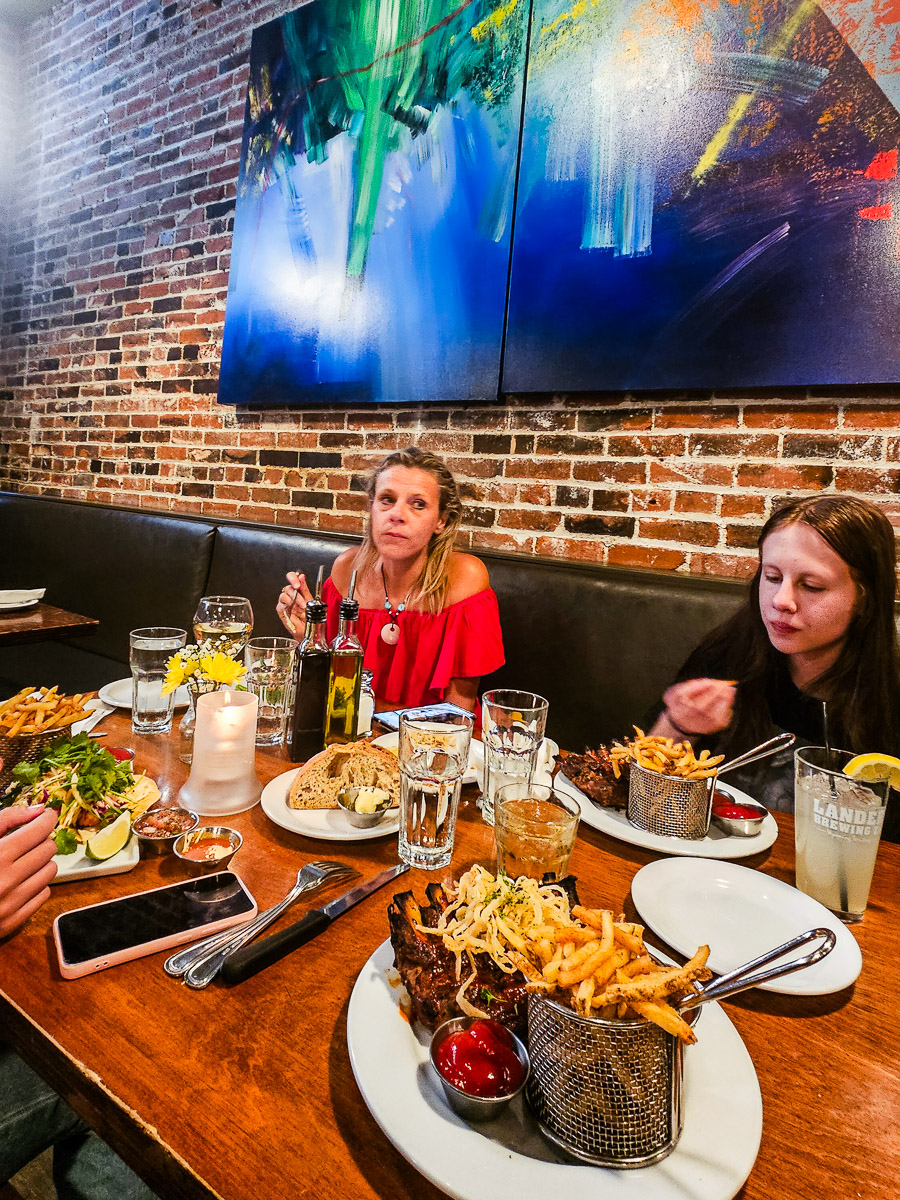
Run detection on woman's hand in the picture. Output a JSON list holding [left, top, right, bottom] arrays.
[[276, 571, 315, 641], [658, 677, 736, 738], [0, 804, 58, 940]]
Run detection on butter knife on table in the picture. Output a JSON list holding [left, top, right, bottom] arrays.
[[221, 861, 410, 985]]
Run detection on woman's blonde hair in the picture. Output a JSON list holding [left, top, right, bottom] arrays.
[[353, 446, 463, 613]]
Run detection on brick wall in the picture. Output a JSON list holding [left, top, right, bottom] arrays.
[[1, 0, 899, 582]]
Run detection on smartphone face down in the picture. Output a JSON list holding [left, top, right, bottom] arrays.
[[53, 871, 257, 979]]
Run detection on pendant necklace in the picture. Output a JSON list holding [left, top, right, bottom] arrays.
[[380, 565, 411, 646]]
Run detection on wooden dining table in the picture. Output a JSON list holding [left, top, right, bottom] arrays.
[[0, 603, 98, 647], [0, 710, 897, 1200]]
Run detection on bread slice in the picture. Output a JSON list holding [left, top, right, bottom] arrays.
[[288, 741, 401, 810]]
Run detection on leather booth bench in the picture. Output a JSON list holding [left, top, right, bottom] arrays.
[[0, 490, 745, 750]]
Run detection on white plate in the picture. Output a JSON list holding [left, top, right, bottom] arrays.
[[98, 678, 190, 710], [555, 774, 779, 860], [0, 588, 45, 611], [51, 834, 140, 883], [261, 765, 400, 842], [347, 939, 762, 1200], [631, 857, 862, 996]]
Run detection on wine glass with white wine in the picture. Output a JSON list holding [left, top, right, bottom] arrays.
[[193, 595, 254, 659]]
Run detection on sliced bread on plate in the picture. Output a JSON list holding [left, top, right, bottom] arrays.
[[288, 741, 401, 810]]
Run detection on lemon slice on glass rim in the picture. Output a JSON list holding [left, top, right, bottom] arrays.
[[85, 811, 132, 861], [842, 753, 900, 789]]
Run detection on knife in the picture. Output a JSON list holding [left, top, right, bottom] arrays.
[[221, 861, 410, 985]]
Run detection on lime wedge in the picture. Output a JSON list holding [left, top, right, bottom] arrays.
[[843, 752, 900, 790], [85, 811, 132, 861]]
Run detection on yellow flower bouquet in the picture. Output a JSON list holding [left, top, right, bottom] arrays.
[[162, 644, 246, 695]]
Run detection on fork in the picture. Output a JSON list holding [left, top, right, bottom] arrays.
[[164, 861, 357, 987]]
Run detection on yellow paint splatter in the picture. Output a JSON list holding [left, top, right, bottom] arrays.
[[540, 1, 586, 38], [471, 0, 521, 42], [692, 0, 819, 180]]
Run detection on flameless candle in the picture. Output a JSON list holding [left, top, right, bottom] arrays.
[[179, 688, 261, 816]]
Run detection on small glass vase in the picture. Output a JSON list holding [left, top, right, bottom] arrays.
[[179, 679, 221, 764]]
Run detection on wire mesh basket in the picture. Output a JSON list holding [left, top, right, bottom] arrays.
[[526, 991, 690, 1168], [627, 762, 713, 839], [0, 725, 72, 790]]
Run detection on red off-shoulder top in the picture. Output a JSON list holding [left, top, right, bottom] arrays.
[[322, 576, 505, 708]]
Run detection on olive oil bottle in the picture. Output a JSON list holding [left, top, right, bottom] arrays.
[[324, 573, 364, 746]]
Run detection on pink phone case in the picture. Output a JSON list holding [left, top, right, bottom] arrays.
[[53, 871, 258, 979]]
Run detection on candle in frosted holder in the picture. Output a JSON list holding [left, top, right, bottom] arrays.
[[179, 688, 261, 816]]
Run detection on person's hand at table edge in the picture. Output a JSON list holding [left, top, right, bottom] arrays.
[[0, 801, 58, 939]]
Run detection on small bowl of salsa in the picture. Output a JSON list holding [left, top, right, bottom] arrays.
[[173, 826, 242, 871], [429, 1017, 529, 1123], [133, 806, 199, 856]]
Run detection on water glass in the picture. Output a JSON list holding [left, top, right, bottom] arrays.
[[398, 710, 474, 869], [245, 637, 296, 746], [794, 746, 892, 922], [494, 783, 580, 881], [129, 627, 187, 734], [480, 689, 549, 826]]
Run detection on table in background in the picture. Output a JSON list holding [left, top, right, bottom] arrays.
[[0, 603, 98, 647], [0, 710, 897, 1200]]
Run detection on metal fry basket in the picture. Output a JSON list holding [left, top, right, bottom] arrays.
[[526, 992, 691, 1168], [0, 725, 71, 790], [627, 762, 712, 840]]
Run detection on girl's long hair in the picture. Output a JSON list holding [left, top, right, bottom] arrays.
[[353, 446, 463, 614], [684, 495, 900, 756]]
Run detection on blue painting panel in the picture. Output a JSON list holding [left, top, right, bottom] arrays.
[[219, 1, 529, 407], [503, 0, 900, 391]]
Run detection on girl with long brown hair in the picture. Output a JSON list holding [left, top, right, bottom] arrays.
[[276, 446, 504, 712], [651, 494, 900, 832]]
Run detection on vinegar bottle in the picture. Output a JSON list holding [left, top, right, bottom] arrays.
[[324, 585, 364, 747], [284, 596, 330, 761]]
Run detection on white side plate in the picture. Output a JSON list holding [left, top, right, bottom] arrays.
[[631, 857, 862, 995], [98, 678, 189, 710], [347, 939, 762, 1200], [555, 773, 779, 860], [260, 766, 400, 842], [51, 835, 140, 883]]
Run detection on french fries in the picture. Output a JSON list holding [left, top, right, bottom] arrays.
[[526, 906, 711, 1042], [422, 867, 711, 1044], [609, 726, 724, 781], [0, 686, 90, 737]]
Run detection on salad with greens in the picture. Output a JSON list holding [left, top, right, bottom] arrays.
[[1, 733, 159, 854]]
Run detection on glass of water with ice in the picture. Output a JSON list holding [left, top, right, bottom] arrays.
[[398, 710, 475, 869], [480, 690, 549, 826], [129, 627, 187, 734], [794, 746, 892, 922]]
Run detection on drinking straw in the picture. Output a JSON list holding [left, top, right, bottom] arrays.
[[822, 701, 849, 913]]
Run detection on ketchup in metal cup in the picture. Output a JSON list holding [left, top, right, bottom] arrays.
[[435, 1020, 525, 1098], [107, 747, 135, 763], [712, 799, 763, 821]]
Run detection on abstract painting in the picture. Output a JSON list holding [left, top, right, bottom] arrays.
[[218, 0, 529, 406], [220, 0, 900, 403], [503, 0, 900, 390]]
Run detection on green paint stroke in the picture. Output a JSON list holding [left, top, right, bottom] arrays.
[[259, 0, 528, 277]]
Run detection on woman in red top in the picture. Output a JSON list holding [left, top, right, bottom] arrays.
[[276, 446, 504, 712]]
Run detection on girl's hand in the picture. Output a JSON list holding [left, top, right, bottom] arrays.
[[661, 677, 736, 737], [276, 571, 316, 641], [0, 805, 58, 940]]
